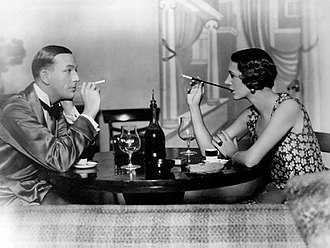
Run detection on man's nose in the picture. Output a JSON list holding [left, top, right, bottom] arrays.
[[72, 70, 80, 82]]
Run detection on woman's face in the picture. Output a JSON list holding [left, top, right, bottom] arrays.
[[225, 61, 250, 100]]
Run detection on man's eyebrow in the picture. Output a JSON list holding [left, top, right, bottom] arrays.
[[64, 64, 77, 69]]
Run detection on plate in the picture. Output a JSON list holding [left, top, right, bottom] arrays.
[[219, 159, 229, 164], [73, 161, 98, 169], [188, 162, 224, 174], [202, 158, 229, 164]]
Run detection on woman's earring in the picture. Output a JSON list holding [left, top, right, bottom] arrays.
[[250, 88, 255, 94]]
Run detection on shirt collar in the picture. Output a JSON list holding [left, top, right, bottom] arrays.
[[33, 83, 51, 107]]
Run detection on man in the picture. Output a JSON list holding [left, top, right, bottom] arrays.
[[0, 45, 101, 206]]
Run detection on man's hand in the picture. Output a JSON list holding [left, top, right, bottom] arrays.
[[60, 100, 75, 115], [80, 82, 101, 119]]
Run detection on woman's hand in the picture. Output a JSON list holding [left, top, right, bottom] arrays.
[[80, 82, 101, 119], [187, 81, 204, 108], [211, 130, 238, 158]]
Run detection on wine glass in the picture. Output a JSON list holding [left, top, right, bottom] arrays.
[[118, 125, 141, 170], [178, 116, 197, 155]]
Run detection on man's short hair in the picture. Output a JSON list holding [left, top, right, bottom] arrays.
[[31, 45, 72, 80]]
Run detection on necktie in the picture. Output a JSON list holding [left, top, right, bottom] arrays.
[[40, 100, 62, 134], [39, 100, 62, 119]]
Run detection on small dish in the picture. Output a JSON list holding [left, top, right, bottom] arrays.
[[202, 158, 229, 164], [73, 161, 98, 169], [219, 159, 229, 165], [188, 162, 224, 174], [73, 168, 97, 178]]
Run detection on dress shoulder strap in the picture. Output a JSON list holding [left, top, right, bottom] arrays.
[[271, 93, 311, 134], [271, 93, 293, 114]]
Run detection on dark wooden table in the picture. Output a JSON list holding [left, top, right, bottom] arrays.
[[49, 148, 265, 204]]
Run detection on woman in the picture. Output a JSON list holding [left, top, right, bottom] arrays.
[[187, 48, 325, 203]]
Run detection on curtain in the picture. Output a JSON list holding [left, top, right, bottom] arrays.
[[162, 7, 203, 62], [300, 0, 321, 129], [162, 5, 204, 115], [241, 0, 321, 128], [240, 0, 299, 87]]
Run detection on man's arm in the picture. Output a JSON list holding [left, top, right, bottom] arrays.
[[61, 100, 80, 124], [2, 99, 97, 172]]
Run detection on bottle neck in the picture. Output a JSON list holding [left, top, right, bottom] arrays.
[[150, 104, 158, 124], [149, 90, 159, 125]]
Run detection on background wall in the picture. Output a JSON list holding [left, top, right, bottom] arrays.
[[0, 0, 161, 151], [316, 0, 330, 133], [1, 0, 330, 154]]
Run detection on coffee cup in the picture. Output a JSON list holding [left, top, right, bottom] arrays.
[[205, 149, 218, 162]]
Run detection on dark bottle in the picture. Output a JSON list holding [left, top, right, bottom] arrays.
[[144, 90, 166, 170]]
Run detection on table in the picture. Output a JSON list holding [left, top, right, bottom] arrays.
[[48, 148, 266, 204]]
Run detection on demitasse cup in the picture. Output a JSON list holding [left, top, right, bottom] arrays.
[[205, 149, 218, 162]]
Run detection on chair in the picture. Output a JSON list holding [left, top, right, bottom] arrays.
[[315, 131, 330, 153], [102, 108, 159, 151], [315, 131, 330, 170]]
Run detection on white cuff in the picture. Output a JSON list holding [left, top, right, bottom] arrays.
[[63, 106, 99, 132], [81, 114, 100, 132], [63, 107, 80, 124]]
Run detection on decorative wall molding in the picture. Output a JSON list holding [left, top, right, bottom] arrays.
[[217, 27, 238, 35]]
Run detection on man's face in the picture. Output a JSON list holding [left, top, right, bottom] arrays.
[[47, 53, 79, 103]]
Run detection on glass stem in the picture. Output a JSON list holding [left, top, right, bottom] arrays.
[[128, 152, 133, 165], [186, 140, 191, 151]]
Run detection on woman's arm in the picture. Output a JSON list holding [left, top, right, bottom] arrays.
[[187, 83, 213, 155], [211, 108, 250, 157], [232, 99, 302, 167], [223, 108, 251, 141], [188, 83, 249, 156]]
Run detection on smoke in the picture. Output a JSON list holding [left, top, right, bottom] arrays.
[[0, 37, 26, 73]]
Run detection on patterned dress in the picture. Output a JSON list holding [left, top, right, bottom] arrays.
[[247, 93, 325, 189]]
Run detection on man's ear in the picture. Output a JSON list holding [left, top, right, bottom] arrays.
[[40, 70, 51, 85]]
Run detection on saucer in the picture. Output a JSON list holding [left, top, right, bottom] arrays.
[[202, 158, 229, 164], [73, 161, 98, 169], [188, 161, 224, 174], [218, 159, 229, 164]]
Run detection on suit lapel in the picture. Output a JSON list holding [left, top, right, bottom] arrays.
[[0, 83, 49, 165], [23, 83, 47, 127]]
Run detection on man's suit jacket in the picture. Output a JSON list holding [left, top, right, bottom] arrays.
[[0, 83, 98, 205]]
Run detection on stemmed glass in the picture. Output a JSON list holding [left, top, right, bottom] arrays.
[[178, 116, 197, 155], [118, 125, 141, 170]]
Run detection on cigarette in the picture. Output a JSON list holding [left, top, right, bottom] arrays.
[[92, 79, 106, 85], [181, 74, 193, 80], [77, 80, 106, 88]]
